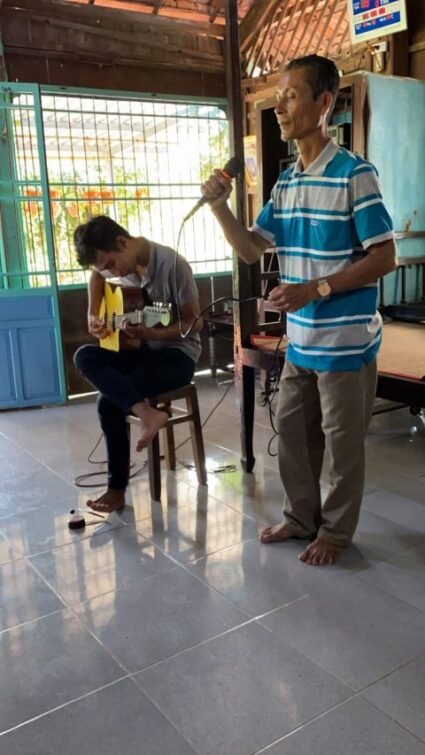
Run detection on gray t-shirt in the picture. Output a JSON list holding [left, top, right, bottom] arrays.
[[101, 240, 201, 364]]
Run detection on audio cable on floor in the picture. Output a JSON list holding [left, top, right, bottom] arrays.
[[73, 377, 236, 487]]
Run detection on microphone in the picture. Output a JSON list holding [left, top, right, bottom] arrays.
[[183, 156, 244, 222]]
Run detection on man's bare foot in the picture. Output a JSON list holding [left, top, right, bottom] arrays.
[[135, 405, 168, 452], [299, 537, 342, 566], [86, 488, 126, 514], [260, 523, 299, 544]]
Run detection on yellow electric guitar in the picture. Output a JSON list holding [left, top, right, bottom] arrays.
[[99, 282, 172, 352]]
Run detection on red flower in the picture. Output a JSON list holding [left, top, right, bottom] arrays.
[[67, 202, 79, 218]]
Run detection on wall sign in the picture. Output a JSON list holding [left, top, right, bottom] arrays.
[[347, 0, 407, 44]]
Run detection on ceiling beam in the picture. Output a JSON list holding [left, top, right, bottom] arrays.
[[322, 1, 346, 57], [4, 0, 225, 36], [297, 0, 337, 59], [4, 43, 224, 72], [239, 0, 282, 54], [287, 0, 321, 62], [8, 12, 222, 60], [270, 0, 300, 69]]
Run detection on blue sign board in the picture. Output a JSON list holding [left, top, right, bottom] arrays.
[[348, 0, 407, 43]]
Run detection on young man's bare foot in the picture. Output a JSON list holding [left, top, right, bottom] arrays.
[[260, 522, 299, 544], [299, 537, 342, 566], [86, 488, 126, 514], [131, 402, 169, 452]]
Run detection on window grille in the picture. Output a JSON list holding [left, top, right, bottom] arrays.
[[40, 93, 230, 284]]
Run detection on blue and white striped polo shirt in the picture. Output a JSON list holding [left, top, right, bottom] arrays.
[[252, 140, 394, 371]]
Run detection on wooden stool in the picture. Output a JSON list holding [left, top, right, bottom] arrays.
[[127, 383, 207, 501]]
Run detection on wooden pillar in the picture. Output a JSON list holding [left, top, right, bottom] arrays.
[[0, 27, 8, 81], [387, 31, 409, 76], [225, 0, 257, 472]]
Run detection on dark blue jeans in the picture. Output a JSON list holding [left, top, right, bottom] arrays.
[[74, 344, 195, 489]]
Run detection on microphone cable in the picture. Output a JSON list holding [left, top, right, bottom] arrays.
[[74, 168, 284, 485], [173, 216, 260, 340], [73, 376, 237, 487], [173, 187, 286, 460]]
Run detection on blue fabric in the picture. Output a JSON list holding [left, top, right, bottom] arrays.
[[252, 141, 394, 371]]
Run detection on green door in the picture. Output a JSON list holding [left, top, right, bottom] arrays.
[[0, 83, 66, 408]]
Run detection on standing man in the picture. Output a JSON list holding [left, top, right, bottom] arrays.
[[202, 55, 395, 565], [73, 215, 202, 513]]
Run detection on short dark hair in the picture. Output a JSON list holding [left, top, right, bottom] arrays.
[[74, 215, 131, 267], [283, 54, 340, 101]]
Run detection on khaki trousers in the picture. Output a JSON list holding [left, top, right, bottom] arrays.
[[276, 359, 377, 546]]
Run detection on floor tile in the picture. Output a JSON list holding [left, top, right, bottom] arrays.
[[74, 566, 246, 672], [1, 382, 424, 754], [203, 423, 282, 473], [263, 695, 425, 754], [384, 475, 425, 504], [204, 468, 286, 525], [176, 443, 241, 484], [134, 496, 258, 564], [125, 476, 210, 523], [367, 434, 425, 475], [0, 559, 64, 631], [363, 654, 425, 744], [0, 497, 128, 557], [0, 460, 75, 526], [0, 609, 122, 733], [0, 433, 40, 468], [358, 541, 425, 612], [367, 406, 424, 445], [362, 490, 425, 534], [136, 622, 351, 755], [187, 537, 366, 617], [30, 525, 176, 605], [353, 509, 424, 565], [260, 576, 425, 691], [0, 532, 18, 565], [0, 677, 197, 754], [2, 419, 95, 459]]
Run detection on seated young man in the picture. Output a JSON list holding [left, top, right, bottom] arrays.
[[73, 215, 202, 513]]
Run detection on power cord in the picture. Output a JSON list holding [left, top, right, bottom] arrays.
[[73, 377, 236, 487], [175, 379, 236, 472], [75, 200, 282, 484], [175, 211, 283, 460], [257, 313, 285, 454], [73, 444, 148, 488], [261, 332, 285, 458]]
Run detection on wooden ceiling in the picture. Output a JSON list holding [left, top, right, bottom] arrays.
[[68, 0, 250, 24], [65, 0, 352, 63], [240, 0, 353, 78], [2, 0, 353, 80]]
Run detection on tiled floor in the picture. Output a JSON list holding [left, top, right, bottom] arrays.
[[1, 375, 425, 754]]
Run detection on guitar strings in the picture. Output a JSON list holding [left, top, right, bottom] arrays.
[[74, 202, 278, 487]]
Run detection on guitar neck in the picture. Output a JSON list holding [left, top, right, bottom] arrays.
[[113, 311, 141, 328], [111, 305, 171, 330]]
